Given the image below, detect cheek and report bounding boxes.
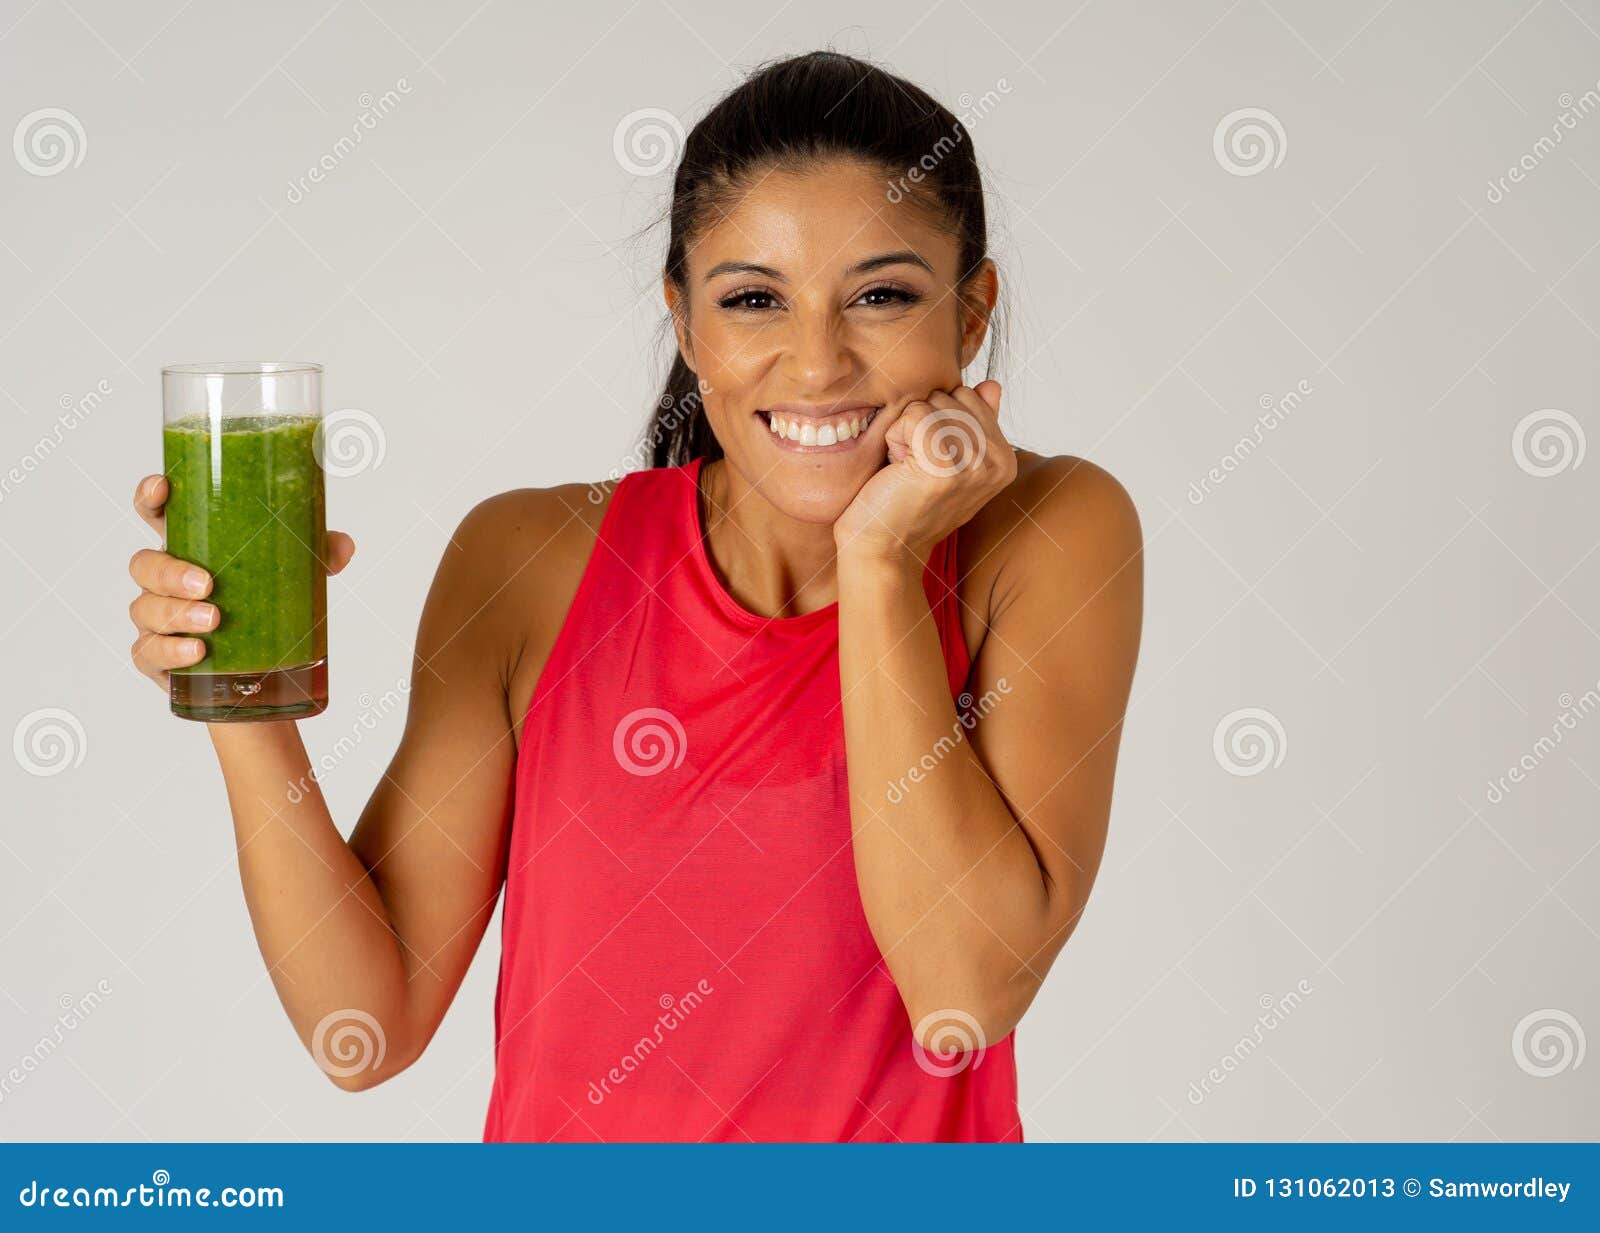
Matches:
[691,319,781,381]
[859,311,962,383]
[690,324,769,433]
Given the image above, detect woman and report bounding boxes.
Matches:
[125,51,1143,1142]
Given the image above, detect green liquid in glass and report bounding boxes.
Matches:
[162,415,327,676]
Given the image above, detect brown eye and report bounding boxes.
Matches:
[856,285,919,307]
[719,289,778,311]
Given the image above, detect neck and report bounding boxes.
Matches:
[698,458,842,619]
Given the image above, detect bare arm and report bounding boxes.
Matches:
[129,479,535,1089]
[836,392,1143,1048]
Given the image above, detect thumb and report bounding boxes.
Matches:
[974,380,1003,415]
[325,531,357,576]
[884,413,912,463]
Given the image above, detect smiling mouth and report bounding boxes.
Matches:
[757,407,881,449]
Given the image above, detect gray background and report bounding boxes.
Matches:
[2,0,1596,1141]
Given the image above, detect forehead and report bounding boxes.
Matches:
[686,158,957,278]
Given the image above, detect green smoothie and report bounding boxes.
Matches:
[162,414,327,676]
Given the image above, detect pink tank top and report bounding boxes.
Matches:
[482,456,1021,1142]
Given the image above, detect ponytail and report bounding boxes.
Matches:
[645,355,722,470]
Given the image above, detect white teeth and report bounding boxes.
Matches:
[765,409,876,444]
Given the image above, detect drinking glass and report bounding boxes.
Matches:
[161,362,328,721]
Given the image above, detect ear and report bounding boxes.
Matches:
[957,258,999,370]
[664,276,695,369]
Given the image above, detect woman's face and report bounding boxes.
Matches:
[668,157,995,525]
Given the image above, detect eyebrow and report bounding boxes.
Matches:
[704,261,785,282]
[701,250,934,283]
[849,250,933,276]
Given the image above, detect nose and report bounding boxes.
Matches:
[780,309,854,392]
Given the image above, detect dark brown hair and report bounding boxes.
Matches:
[645,50,1001,468]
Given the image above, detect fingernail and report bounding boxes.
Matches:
[189,604,216,630]
[183,639,206,659]
[183,569,208,596]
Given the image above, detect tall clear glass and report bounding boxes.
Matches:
[161,362,328,722]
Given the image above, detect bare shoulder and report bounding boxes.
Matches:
[424,478,621,735]
[452,479,617,577]
[1021,450,1138,544]
[957,450,1143,648]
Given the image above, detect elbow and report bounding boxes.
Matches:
[906,999,1024,1062]
[894,891,1088,1060]
[323,1060,403,1094]
[902,978,1033,1062]
[305,1014,420,1093]
[898,927,1069,1058]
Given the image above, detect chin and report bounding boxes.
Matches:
[768,470,872,526]
[719,443,880,527]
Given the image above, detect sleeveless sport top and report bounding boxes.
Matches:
[482,456,1021,1142]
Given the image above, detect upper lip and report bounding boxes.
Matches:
[760,402,880,419]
